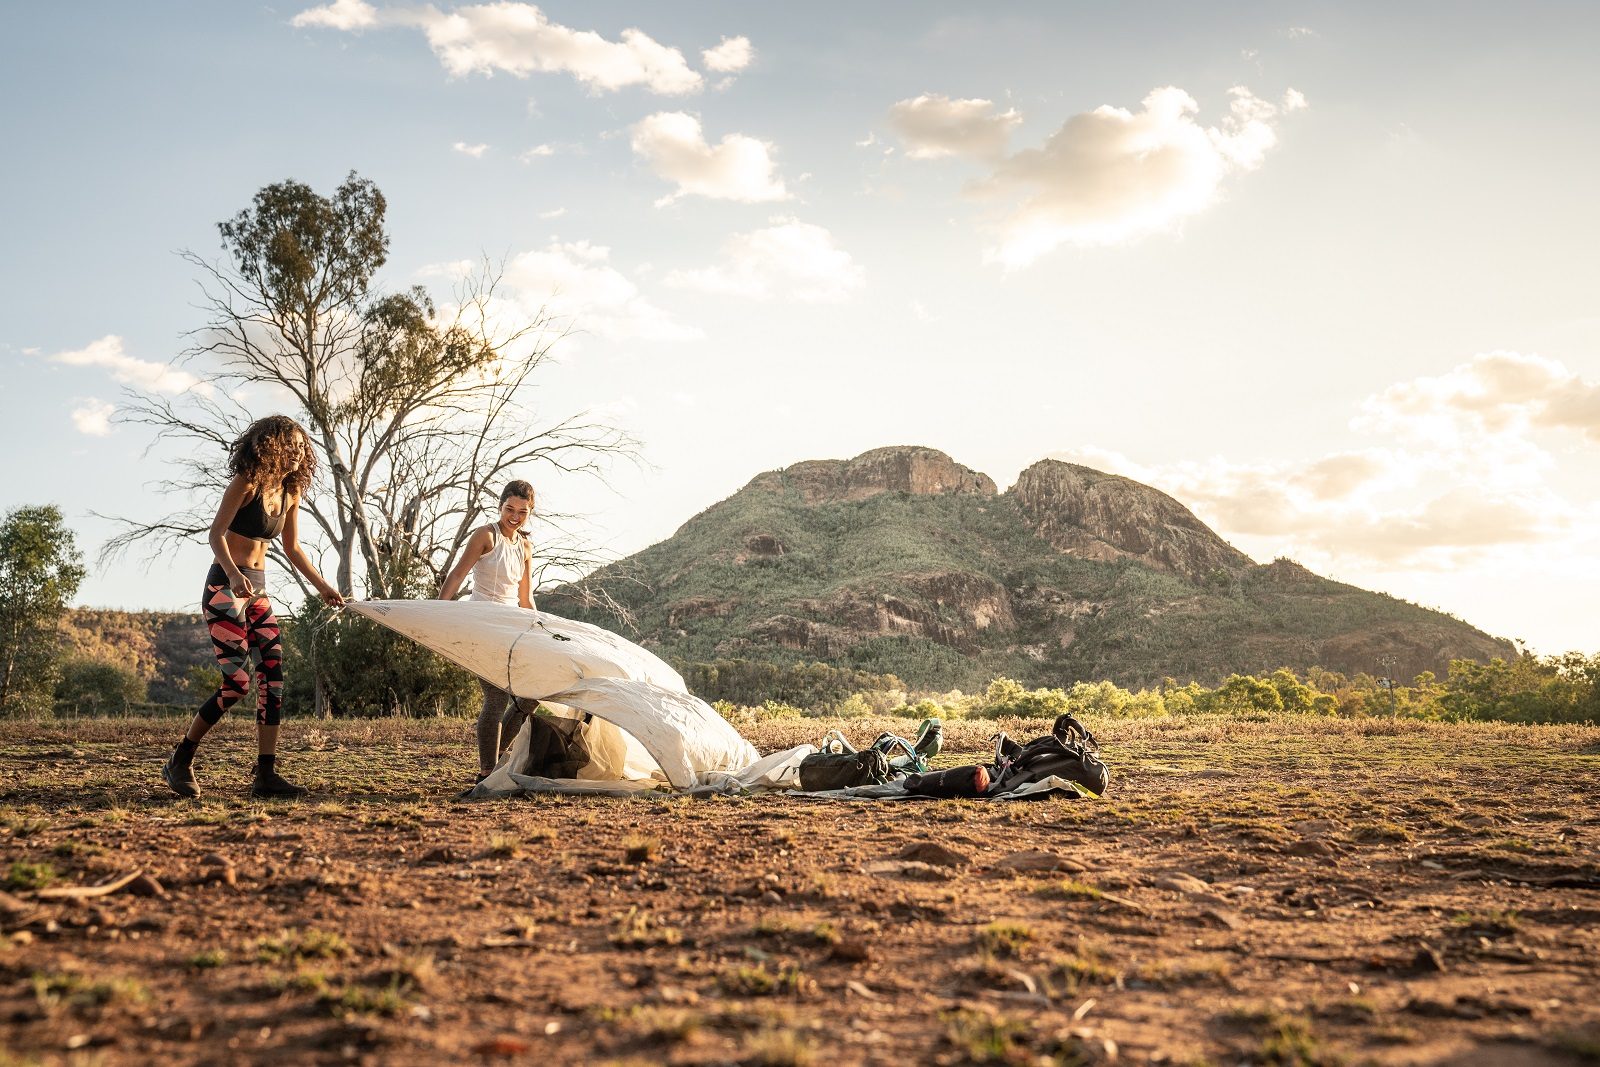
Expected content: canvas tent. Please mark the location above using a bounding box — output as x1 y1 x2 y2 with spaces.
345 601 787 796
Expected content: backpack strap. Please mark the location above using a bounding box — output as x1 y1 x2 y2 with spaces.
1052 713 1099 752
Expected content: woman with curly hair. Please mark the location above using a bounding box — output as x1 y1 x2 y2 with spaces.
162 415 344 800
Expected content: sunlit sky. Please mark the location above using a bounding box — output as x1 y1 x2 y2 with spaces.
3 2 1597 654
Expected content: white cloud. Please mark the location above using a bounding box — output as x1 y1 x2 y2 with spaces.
538 207 567 219
70 398 115 437
888 93 1022 160
494 240 701 342
411 4 700 94
51 335 204 395
701 35 752 73
292 2 706 93
630 111 789 205
453 141 489 158
519 143 555 160
291 0 377 30
665 217 864 302
1286 26 1317 38
1357 349 1600 446
972 86 1305 267
1048 350 1599 571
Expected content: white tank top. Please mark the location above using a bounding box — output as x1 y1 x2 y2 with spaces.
469 527 532 607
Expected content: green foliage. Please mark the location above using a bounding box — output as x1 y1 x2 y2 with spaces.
184 662 223 698
978 677 1072 719
55 657 147 714
218 172 387 327
1440 653 1600 725
680 658 904 709
0 506 85 716
4 860 57 891
283 602 479 717
59 608 209 704
1207 674 1286 714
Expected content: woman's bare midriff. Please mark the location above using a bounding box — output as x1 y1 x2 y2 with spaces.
222 530 272 571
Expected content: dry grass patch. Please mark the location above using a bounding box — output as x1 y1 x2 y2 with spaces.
486 833 521 858
256 927 352 963
3 860 56 891
976 921 1034 959
623 833 659 864
610 907 681 949
1035 879 1103 901
717 963 814 998
743 1026 816 1067
31 972 150 1013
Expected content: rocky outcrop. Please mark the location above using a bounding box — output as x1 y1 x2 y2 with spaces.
1009 460 1253 582
745 446 997 505
666 596 736 628
803 589 975 652
900 572 1016 632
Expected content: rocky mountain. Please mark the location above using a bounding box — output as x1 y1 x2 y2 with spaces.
545 445 1514 689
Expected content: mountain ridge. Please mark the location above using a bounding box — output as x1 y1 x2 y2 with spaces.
547 445 1514 689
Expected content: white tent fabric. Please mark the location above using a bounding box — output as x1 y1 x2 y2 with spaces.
346 601 761 794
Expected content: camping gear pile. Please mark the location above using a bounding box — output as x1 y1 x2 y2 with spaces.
346 601 1109 801
794 713 1108 801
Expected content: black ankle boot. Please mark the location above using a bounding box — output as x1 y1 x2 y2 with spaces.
162 741 201 798
249 755 308 800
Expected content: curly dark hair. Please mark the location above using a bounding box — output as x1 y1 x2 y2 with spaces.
228 415 317 498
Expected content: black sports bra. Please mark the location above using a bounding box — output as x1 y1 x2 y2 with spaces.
228 490 287 542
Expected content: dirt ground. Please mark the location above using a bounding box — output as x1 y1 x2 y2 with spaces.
2 714 1598 1067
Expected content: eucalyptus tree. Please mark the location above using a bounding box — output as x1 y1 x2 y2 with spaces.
108 172 632 601
0 505 85 715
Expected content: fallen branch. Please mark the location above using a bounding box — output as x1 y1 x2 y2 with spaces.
35 871 143 900
480 935 540 949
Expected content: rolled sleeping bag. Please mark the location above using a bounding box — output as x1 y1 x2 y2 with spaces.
903 764 990 799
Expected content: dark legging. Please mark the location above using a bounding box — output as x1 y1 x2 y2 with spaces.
197 564 283 726
477 680 537 775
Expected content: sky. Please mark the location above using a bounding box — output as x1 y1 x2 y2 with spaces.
2 1 1597 655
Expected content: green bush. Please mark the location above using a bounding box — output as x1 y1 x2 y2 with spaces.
680 658 904 709
975 677 1073 720
1439 653 1600 725
283 603 479 717
1205 674 1286 714
55 656 147 713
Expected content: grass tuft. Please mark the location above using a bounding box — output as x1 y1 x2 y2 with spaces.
977 921 1034 959
256 927 352 963
3 860 57 891
622 833 659 864
609 907 681 949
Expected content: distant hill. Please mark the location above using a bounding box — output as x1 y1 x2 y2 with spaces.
59 609 210 703
545 445 1514 689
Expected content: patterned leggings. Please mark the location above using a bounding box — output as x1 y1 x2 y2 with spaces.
197 564 283 726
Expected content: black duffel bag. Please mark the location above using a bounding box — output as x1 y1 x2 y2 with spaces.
798 747 892 792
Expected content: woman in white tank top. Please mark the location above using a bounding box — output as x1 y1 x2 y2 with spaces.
438 480 539 783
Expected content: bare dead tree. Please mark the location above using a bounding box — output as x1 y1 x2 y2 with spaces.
102 172 637 604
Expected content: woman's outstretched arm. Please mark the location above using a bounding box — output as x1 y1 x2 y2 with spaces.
280 497 345 606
